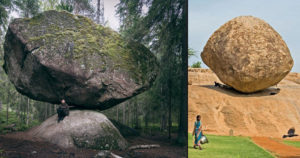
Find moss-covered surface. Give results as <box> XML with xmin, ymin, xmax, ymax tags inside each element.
<box><xmin>72</xmin><ymin>122</ymin><xmax>127</xmax><ymax>150</ymax></box>
<box><xmin>15</xmin><ymin>10</ymin><xmax>157</xmax><ymax>84</ymax></box>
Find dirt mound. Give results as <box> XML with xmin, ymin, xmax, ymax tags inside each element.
<box><xmin>188</xmin><ymin>68</ymin><xmax>300</xmax><ymax>138</ymax></box>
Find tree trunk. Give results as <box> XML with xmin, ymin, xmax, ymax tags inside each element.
<box><xmin>48</xmin><ymin>103</ymin><xmax>50</xmax><ymax>117</ymax></box>
<box><xmin>6</xmin><ymin>91</ymin><xmax>10</xmax><ymax>125</ymax></box>
<box><xmin>96</xmin><ymin>0</ymin><xmax>100</xmax><ymax>24</ymax></box>
<box><xmin>16</xmin><ymin>94</ymin><xmax>20</xmax><ymax>122</ymax></box>
<box><xmin>161</xmin><ymin>114</ymin><xmax>166</xmax><ymax>132</ymax></box>
<box><xmin>26</xmin><ymin>98</ymin><xmax>29</xmax><ymax>126</ymax></box>
<box><xmin>131</xmin><ymin>104</ymin><xmax>134</xmax><ymax>128</ymax></box>
<box><xmin>145</xmin><ymin>110</ymin><xmax>148</xmax><ymax>130</ymax></box>
<box><xmin>129</xmin><ymin>144</ymin><xmax>160</xmax><ymax>150</ymax></box>
<box><xmin>134</xmin><ymin>98</ymin><xmax>139</xmax><ymax>129</ymax></box>
<box><xmin>123</xmin><ymin>104</ymin><xmax>126</xmax><ymax>124</ymax></box>
<box><xmin>54</xmin><ymin>104</ymin><xmax>57</xmax><ymax>115</ymax></box>
<box><xmin>160</xmin><ymin>86</ymin><xmax>166</xmax><ymax>132</ymax></box>
<box><xmin>177</xmin><ymin>0</ymin><xmax>188</xmax><ymax>145</ymax></box>
<box><xmin>168</xmin><ymin>76</ymin><xmax>172</xmax><ymax>140</ymax></box>
<box><xmin>20</xmin><ymin>95</ymin><xmax>23</xmax><ymax>123</ymax></box>
<box><xmin>0</xmin><ymin>100</ymin><xmax>1</xmax><ymax>122</ymax></box>
<box><xmin>126</xmin><ymin>105</ymin><xmax>129</xmax><ymax>126</ymax></box>
<box><xmin>44</xmin><ymin>103</ymin><xmax>48</xmax><ymax>120</ymax></box>
<box><xmin>31</xmin><ymin>101</ymin><xmax>34</xmax><ymax>122</ymax></box>
<box><xmin>117</xmin><ymin>105</ymin><xmax>119</xmax><ymax>121</ymax></box>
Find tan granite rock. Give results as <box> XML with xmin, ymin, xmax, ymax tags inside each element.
<box><xmin>201</xmin><ymin>16</ymin><xmax>293</xmax><ymax>93</ymax></box>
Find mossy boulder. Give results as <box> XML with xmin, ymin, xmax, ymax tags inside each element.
<box><xmin>28</xmin><ymin>110</ymin><xmax>128</xmax><ymax>150</ymax></box>
<box><xmin>3</xmin><ymin>10</ymin><xmax>158</xmax><ymax>110</ymax></box>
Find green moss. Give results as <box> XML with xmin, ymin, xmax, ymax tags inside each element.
<box><xmin>29</xmin><ymin>13</ymin><xmax>45</xmax><ymax>26</ymax></box>
<box><xmin>23</xmin><ymin>10</ymin><xmax>158</xmax><ymax>84</ymax></box>
<box><xmin>72</xmin><ymin>123</ymin><xmax>126</xmax><ymax>150</ymax></box>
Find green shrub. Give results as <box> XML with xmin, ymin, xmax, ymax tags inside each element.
<box><xmin>191</xmin><ymin>61</ymin><xmax>201</xmax><ymax>68</ymax></box>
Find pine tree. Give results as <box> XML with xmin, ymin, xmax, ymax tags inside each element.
<box><xmin>14</xmin><ymin>0</ymin><xmax>40</xmax><ymax>18</ymax></box>
<box><xmin>116</xmin><ymin>0</ymin><xmax>187</xmax><ymax>145</ymax></box>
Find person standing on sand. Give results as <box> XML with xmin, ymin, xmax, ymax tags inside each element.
<box><xmin>192</xmin><ymin>115</ymin><xmax>203</xmax><ymax>150</ymax></box>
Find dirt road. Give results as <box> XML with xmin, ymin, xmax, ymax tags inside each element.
<box><xmin>252</xmin><ymin>137</ymin><xmax>300</xmax><ymax>158</ymax></box>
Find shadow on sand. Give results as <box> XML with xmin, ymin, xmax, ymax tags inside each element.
<box><xmin>199</xmin><ymin>85</ymin><xmax>281</xmax><ymax>97</ymax></box>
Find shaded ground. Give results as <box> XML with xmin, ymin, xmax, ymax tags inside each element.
<box><xmin>252</xmin><ymin>137</ymin><xmax>300</xmax><ymax>158</ymax></box>
<box><xmin>0</xmin><ymin>131</ymin><xmax>186</xmax><ymax>158</ymax></box>
<box><xmin>0</xmin><ymin>136</ymin><xmax>97</xmax><ymax>158</ymax></box>
<box><xmin>124</xmin><ymin>134</ymin><xmax>186</xmax><ymax>158</ymax></box>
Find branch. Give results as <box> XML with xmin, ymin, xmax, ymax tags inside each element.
<box><xmin>128</xmin><ymin>144</ymin><xmax>160</xmax><ymax>150</ymax></box>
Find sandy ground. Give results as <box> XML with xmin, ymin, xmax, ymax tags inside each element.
<box><xmin>252</xmin><ymin>137</ymin><xmax>300</xmax><ymax>158</ymax></box>
<box><xmin>188</xmin><ymin>68</ymin><xmax>300</xmax><ymax>138</ymax></box>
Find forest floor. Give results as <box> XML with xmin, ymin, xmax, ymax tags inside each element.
<box><xmin>0</xmin><ymin>131</ymin><xmax>186</xmax><ymax>158</ymax></box>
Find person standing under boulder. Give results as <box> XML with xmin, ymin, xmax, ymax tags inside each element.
<box><xmin>57</xmin><ymin>99</ymin><xmax>69</xmax><ymax>123</ymax></box>
<box><xmin>192</xmin><ymin>115</ymin><xmax>203</xmax><ymax>150</ymax></box>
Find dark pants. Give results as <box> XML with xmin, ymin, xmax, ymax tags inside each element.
<box><xmin>57</xmin><ymin>106</ymin><xmax>69</xmax><ymax>122</ymax></box>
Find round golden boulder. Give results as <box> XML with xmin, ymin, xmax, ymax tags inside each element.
<box><xmin>201</xmin><ymin>16</ymin><xmax>294</xmax><ymax>93</ymax></box>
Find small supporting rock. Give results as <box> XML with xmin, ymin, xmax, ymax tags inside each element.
<box><xmin>28</xmin><ymin>110</ymin><xmax>128</xmax><ymax>150</ymax></box>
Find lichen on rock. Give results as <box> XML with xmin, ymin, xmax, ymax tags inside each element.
<box><xmin>3</xmin><ymin>10</ymin><xmax>158</xmax><ymax>110</ymax></box>
<box><xmin>28</xmin><ymin>110</ymin><xmax>128</xmax><ymax>150</ymax></box>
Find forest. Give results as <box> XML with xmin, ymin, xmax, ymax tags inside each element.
<box><xmin>0</xmin><ymin>0</ymin><xmax>187</xmax><ymax>150</ymax></box>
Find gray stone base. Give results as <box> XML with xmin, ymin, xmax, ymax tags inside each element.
<box><xmin>28</xmin><ymin>110</ymin><xmax>127</xmax><ymax>150</ymax></box>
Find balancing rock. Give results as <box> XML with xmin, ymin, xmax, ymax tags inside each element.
<box><xmin>3</xmin><ymin>10</ymin><xmax>158</xmax><ymax>109</ymax></box>
<box><xmin>201</xmin><ymin>16</ymin><xmax>293</xmax><ymax>93</ymax></box>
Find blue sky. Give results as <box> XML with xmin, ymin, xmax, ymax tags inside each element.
<box><xmin>189</xmin><ymin>0</ymin><xmax>300</xmax><ymax>72</ymax></box>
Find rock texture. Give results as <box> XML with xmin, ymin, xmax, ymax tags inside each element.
<box><xmin>3</xmin><ymin>10</ymin><xmax>158</xmax><ymax>110</ymax></box>
<box><xmin>188</xmin><ymin>68</ymin><xmax>300</xmax><ymax>138</ymax></box>
<box><xmin>201</xmin><ymin>16</ymin><xmax>294</xmax><ymax>93</ymax></box>
<box><xmin>28</xmin><ymin>110</ymin><xmax>128</xmax><ymax>150</ymax></box>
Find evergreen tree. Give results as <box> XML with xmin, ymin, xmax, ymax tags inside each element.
<box><xmin>116</xmin><ymin>0</ymin><xmax>187</xmax><ymax>145</ymax></box>
<box><xmin>14</xmin><ymin>0</ymin><xmax>40</xmax><ymax>18</ymax></box>
<box><xmin>0</xmin><ymin>0</ymin><xmax>13</xmax><ymax>37</ymax></box>
<box><xmin>39</xmin><ymin>0</ymin><xmax>59</xmax><ymax>11</ymax></box>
